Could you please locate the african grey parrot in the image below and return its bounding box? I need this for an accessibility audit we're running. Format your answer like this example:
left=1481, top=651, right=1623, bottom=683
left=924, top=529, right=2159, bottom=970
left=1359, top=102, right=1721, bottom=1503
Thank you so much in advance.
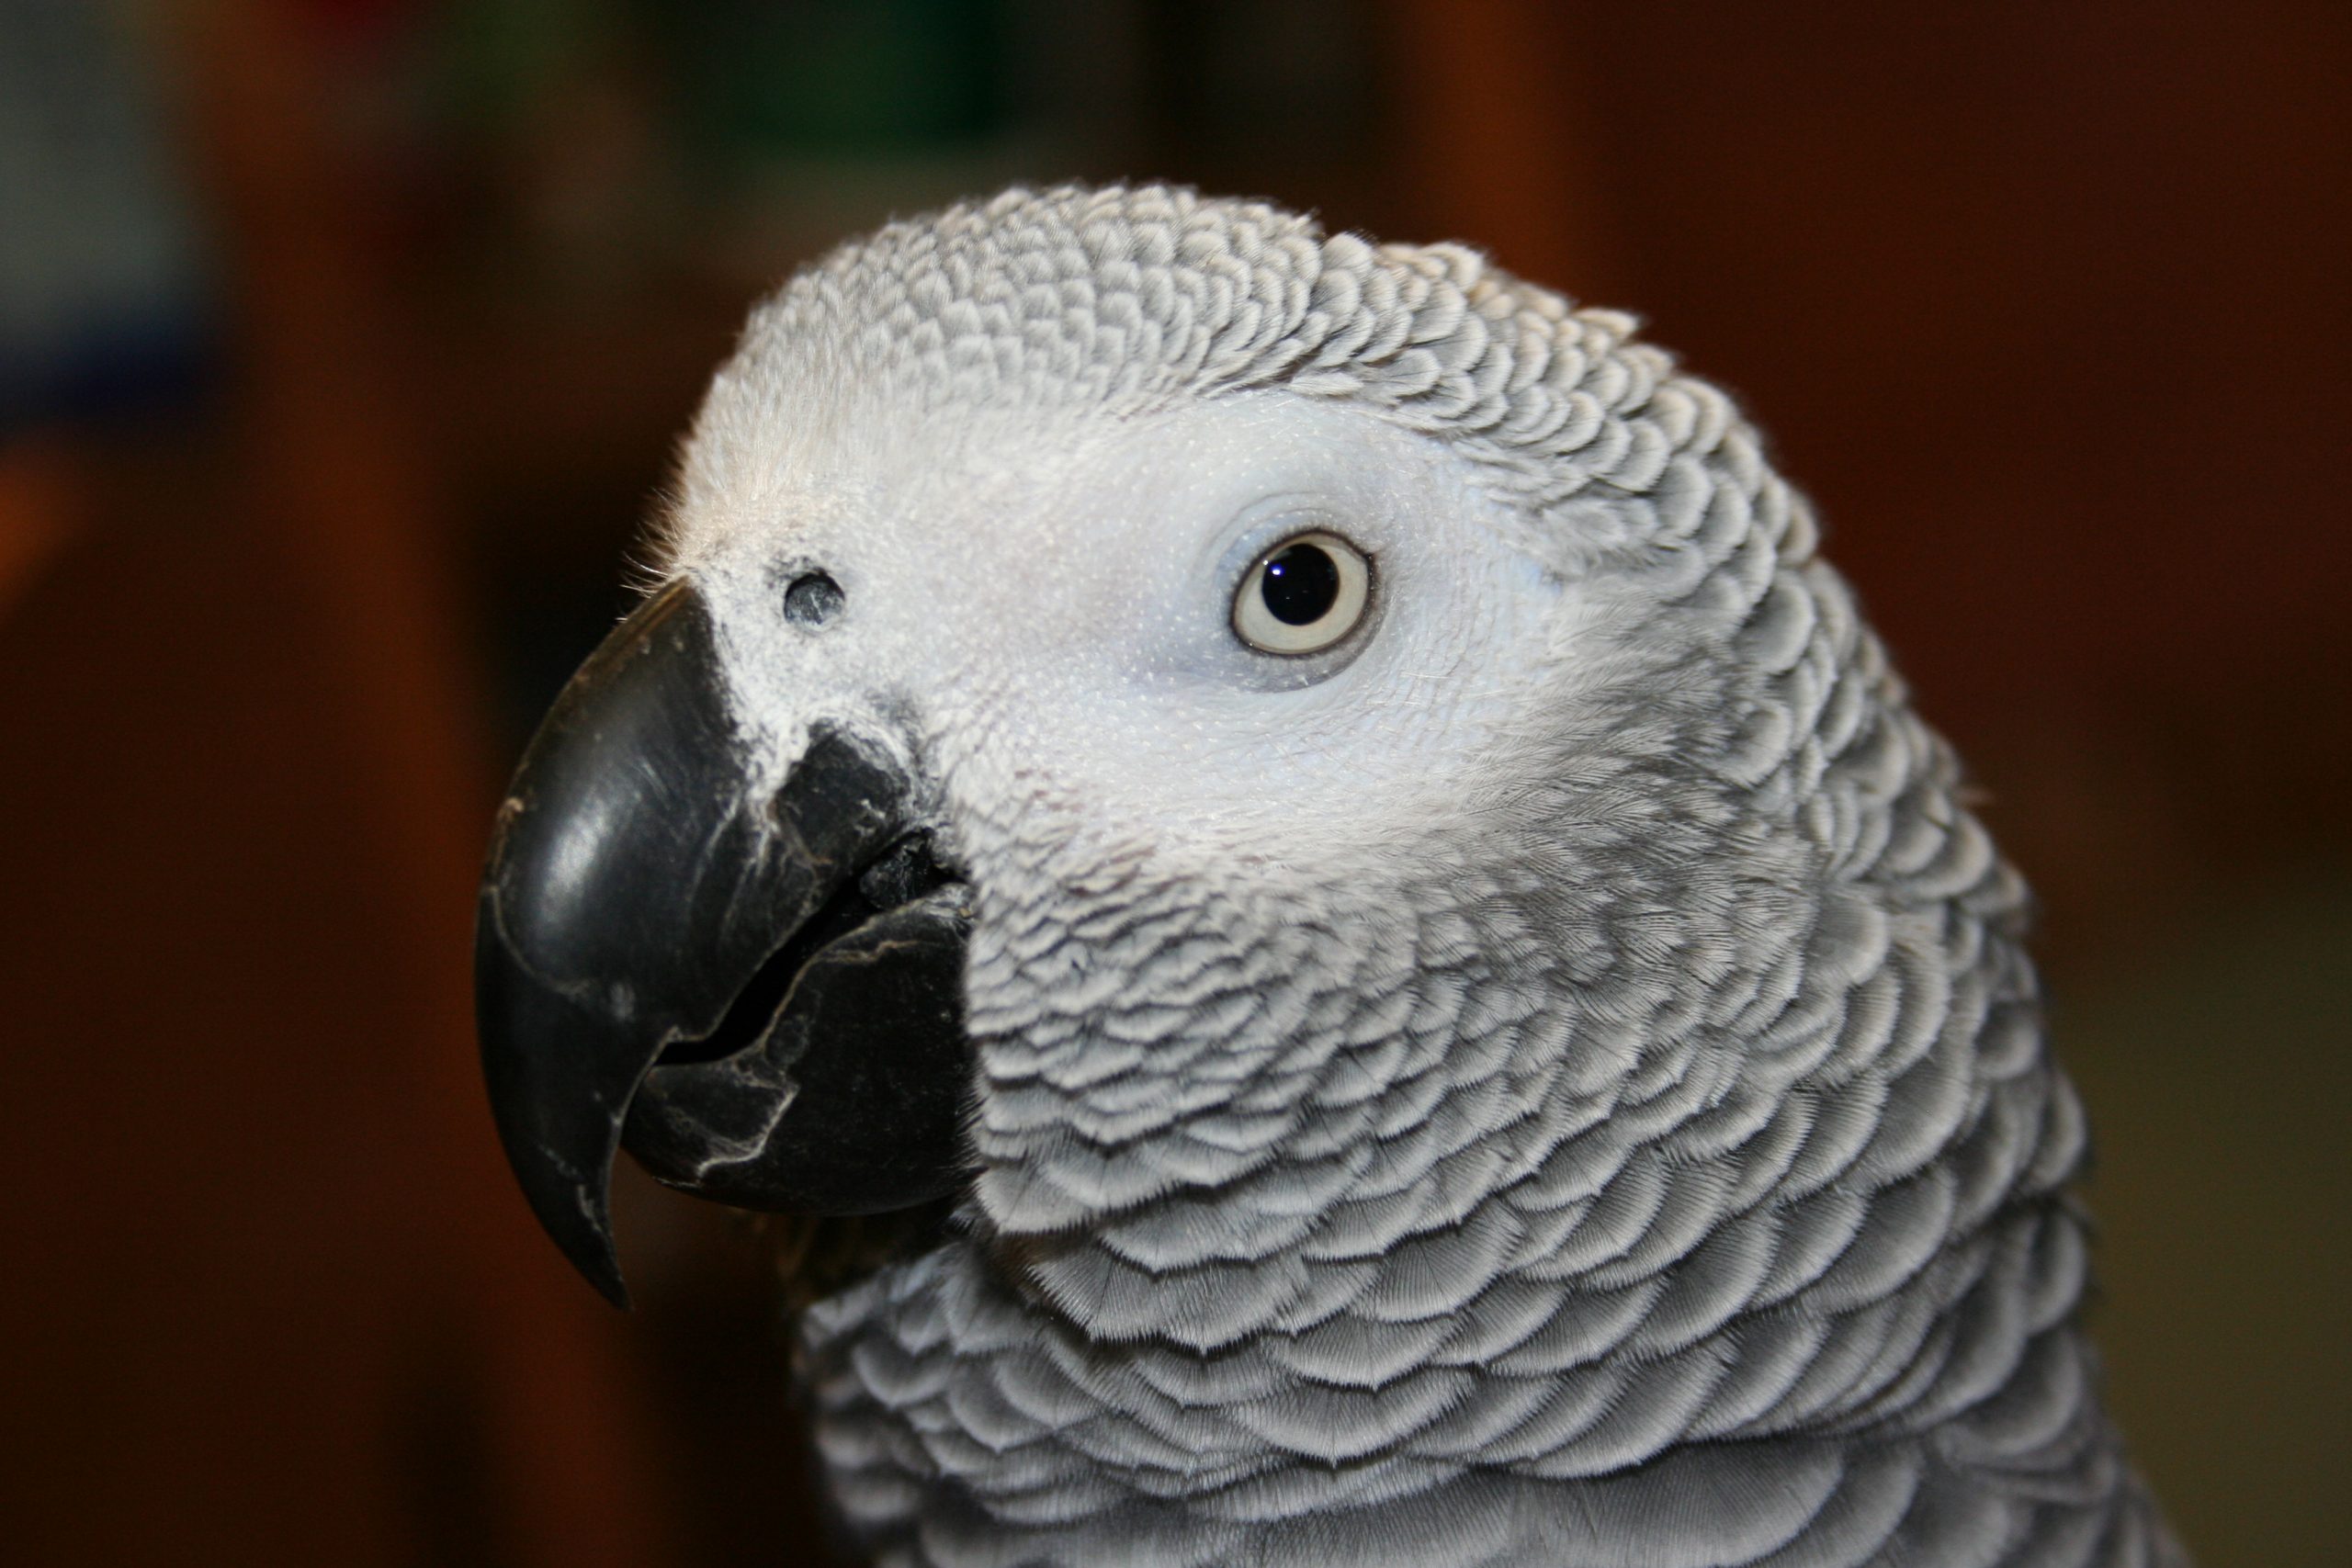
left=477, top=185, right=2186, bottom=1567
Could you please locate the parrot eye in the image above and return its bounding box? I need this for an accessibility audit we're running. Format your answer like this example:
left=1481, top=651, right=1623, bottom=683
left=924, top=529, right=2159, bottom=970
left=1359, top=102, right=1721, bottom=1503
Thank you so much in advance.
left=1231, top=532, right=1372, bottom=655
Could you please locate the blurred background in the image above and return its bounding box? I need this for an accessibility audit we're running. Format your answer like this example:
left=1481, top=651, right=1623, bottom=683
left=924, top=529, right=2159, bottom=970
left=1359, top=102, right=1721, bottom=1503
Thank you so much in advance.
left=1, top=2, right=2343, bottom=1563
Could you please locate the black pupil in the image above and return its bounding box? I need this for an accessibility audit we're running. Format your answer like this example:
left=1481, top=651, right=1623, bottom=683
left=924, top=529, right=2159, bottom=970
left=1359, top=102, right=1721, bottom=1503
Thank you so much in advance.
left=1260, top=542, right=1340, bottom=626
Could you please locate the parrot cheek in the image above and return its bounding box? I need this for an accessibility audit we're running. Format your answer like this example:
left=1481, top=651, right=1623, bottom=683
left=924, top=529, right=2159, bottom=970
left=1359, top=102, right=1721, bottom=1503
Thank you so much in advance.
left=474, top=580, right=975, bottom=1308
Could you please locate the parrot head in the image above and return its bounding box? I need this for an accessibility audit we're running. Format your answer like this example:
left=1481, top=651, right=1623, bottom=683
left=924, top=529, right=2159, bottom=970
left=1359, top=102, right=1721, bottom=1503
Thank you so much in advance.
left=480, top=185, right=1947, bottom=1329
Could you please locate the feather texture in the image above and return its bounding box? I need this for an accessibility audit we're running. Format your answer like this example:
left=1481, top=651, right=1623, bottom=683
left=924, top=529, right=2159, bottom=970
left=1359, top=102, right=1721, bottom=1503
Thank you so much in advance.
left=658, top=186, right=2183, bottom=1568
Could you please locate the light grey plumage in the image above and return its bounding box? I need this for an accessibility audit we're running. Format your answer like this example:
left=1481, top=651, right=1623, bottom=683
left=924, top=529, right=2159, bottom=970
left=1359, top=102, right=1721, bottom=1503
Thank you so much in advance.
left=654, top=186, right=2185, bottom=1567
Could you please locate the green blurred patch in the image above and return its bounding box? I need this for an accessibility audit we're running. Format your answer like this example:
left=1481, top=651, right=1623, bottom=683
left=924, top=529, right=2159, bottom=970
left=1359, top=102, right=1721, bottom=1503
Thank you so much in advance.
left=2057, top=874, right=2352, bottom=1568
left=646, top=0, right=1010, bottom=163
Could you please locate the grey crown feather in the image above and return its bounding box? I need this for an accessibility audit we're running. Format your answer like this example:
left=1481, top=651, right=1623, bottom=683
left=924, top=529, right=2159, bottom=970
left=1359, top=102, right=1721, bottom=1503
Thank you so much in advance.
left=690, top=186, right=2183, bottom=1568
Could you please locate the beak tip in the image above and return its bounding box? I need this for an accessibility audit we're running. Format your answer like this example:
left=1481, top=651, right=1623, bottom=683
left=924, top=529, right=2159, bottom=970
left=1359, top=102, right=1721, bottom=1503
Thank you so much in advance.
left=526, top=1168, right=636, bottom=1311
left=570, top=1206, right=635, bottom=1312
left=581, top=1255, right=635, bottom=1313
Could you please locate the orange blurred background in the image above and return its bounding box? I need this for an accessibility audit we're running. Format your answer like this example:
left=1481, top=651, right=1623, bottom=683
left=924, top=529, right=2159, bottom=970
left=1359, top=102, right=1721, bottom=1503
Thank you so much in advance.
left=2, top=4, right=2343, bottom=1564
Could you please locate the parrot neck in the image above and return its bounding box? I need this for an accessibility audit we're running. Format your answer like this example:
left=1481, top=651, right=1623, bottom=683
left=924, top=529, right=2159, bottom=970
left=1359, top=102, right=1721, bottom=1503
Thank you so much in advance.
left=797, top=1201, right=2170, bottom=1566
left=800, top=710, right=2177, bottom=1561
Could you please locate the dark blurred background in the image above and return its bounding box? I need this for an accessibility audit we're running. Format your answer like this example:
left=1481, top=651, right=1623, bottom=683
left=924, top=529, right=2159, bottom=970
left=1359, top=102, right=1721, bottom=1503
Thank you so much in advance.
left=2, top=3, right=2343, bottom=1563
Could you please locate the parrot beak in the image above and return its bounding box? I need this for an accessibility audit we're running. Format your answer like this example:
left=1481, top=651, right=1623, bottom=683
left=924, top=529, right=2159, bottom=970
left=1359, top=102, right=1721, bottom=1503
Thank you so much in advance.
left=475, top=581, right=973, bottom=1307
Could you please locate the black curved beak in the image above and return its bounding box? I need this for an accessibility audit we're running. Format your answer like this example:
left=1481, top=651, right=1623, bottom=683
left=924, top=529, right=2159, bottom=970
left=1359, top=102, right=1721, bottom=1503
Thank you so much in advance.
left=475, top=581, right=972, bottom=1307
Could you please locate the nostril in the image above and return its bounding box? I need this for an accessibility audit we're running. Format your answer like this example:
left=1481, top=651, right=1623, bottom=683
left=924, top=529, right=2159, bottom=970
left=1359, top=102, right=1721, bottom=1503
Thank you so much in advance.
left=784, top=570, right=844, bottom=627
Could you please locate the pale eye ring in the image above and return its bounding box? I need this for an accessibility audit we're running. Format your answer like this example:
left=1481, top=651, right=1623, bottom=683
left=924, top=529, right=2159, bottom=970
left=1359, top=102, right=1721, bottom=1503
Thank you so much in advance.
left=1231, top=532, right=1373, bottom=655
